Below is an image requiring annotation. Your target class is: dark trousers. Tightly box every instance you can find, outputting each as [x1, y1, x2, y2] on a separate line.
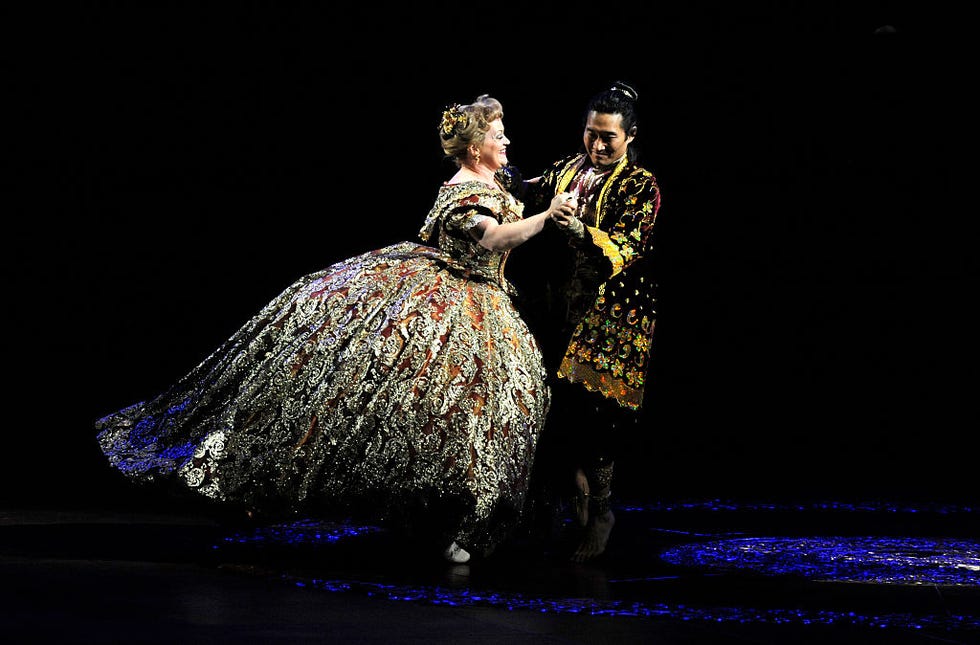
[528, 377, 637, 518]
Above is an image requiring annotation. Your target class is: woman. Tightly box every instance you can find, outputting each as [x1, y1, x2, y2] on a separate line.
[96, 95, 578, 564]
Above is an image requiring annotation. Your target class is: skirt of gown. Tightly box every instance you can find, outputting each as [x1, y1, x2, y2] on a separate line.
[96, 241, 551, 555]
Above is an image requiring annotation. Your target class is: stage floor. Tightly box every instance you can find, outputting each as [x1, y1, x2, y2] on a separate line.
[2, 499, 978, 644]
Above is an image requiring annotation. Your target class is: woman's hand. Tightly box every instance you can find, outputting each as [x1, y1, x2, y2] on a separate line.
[550, 192, 584, 237]
[548, 191, 577, 218]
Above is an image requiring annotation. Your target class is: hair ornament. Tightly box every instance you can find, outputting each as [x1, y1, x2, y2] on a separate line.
[609, 82, 638, 101]
[440, 103, 468, 140]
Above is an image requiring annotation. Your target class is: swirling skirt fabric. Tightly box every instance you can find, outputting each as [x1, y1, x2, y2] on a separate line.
[96, 242, 550, 555]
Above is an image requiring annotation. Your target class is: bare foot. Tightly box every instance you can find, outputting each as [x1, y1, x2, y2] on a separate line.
[570, 509, 614, 563]
[573, 468, 590, 527]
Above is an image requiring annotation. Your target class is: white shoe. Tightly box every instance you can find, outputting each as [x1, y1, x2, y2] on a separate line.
[443, 541, 471, 563]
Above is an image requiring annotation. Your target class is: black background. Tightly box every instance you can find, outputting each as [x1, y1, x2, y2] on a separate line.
[10, 3, 976, 508]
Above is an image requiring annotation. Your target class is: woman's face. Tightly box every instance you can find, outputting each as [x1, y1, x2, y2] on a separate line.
[476, 119, 510, 171]
[583, 111, 634, 168]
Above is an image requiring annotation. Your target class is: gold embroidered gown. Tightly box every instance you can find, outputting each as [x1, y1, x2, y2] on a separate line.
[96, 181, 551, 555]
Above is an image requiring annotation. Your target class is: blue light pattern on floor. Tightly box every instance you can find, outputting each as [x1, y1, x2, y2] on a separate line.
[214, 499, 980, 634]
[660, 536, 980, 586]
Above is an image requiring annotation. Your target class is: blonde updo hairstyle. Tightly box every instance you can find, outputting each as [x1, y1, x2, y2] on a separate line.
[438, 94, 503, 167]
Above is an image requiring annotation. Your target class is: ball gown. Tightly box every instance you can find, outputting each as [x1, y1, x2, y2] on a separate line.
[96, 180, 551, 556]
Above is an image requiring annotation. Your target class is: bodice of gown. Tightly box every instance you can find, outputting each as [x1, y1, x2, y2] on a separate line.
[418, 181, 524, 295]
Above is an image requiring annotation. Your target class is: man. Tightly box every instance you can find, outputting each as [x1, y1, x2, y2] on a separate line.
[519, 80, 662, 562]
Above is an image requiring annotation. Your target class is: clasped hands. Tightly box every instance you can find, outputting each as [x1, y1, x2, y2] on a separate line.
[550, 192, 584, 237]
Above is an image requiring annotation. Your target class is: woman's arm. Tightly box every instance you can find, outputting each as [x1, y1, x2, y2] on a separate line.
[471, 192, 576, 252]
